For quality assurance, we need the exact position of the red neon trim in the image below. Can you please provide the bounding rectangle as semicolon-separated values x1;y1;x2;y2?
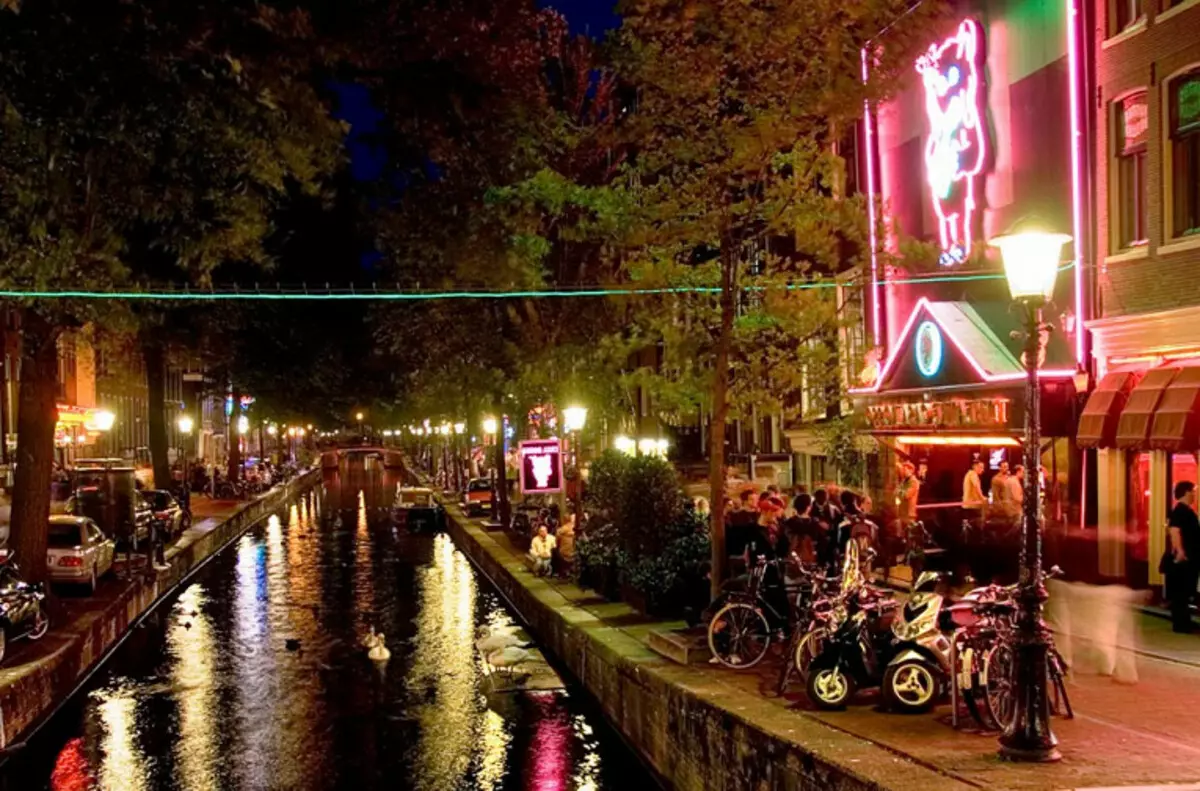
862;47;882;348
1066;0;1086;365
851;297;1077;393
916;20;988;265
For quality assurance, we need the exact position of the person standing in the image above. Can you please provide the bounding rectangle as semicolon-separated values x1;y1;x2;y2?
1166;481;1200;633
990;460;1013;523
962;459;987;527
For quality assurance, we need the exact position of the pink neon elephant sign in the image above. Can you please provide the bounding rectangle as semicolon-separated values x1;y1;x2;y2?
916;19;987;267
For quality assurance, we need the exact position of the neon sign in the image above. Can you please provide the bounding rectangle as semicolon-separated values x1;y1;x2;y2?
518;439;563;494
916;20;987;267
915;321;943;377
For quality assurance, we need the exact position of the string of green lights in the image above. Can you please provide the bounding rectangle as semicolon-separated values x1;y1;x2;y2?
0;263;1073;300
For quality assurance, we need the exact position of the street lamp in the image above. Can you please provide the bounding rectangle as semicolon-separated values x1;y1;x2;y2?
563;407;588;531
482;417;498;436
990;219;1071;763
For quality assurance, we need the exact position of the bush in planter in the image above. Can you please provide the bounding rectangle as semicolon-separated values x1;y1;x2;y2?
583;449;629;526
574;522;624;599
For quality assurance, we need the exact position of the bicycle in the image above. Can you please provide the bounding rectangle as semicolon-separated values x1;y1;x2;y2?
707;555;795;669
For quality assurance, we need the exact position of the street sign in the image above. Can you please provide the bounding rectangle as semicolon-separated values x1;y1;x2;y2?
518;439;563;494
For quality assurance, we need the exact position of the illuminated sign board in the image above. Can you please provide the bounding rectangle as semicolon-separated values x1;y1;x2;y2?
916;19;987;267
865;397;1011;431
518;439;563;494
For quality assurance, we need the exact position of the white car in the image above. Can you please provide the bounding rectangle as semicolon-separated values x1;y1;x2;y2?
46;516;114;593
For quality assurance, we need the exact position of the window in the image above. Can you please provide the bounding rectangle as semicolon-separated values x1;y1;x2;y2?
1113;0;1143;32
1169;70;1200;238
1116;93;1149;248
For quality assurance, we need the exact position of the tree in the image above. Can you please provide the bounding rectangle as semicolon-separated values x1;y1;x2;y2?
0;0;342;581
615;0;944;597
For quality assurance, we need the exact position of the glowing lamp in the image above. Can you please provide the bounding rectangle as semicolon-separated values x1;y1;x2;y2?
563;406;588;433
287;427;297;437
453;422;466;435
383;429;393;437
990;220;1071;304
355;412;364;422
482;417;498;436
267;424;278;436
237;415;249;435
613;435;635;455
177;415;194;435
93;410;116;432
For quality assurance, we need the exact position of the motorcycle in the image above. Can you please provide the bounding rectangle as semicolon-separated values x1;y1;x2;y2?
0;552;49;664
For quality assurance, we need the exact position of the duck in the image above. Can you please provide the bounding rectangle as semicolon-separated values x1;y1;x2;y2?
367;632;391;662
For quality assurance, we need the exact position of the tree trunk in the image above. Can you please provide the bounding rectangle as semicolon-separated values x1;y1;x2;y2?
494;394;510;528
141;331;171;490
708;251;737;601
228;382;241;482
11;311;62;586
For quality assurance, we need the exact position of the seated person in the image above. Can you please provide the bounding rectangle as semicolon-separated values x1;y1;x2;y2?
528;525;556;577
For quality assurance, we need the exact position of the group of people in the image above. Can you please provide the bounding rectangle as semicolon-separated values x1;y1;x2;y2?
961;457;1027;528
722;483;878;573
527;503;578;578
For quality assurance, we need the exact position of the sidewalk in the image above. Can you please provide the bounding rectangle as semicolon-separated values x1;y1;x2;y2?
0;475;317;752
445;503;1200;791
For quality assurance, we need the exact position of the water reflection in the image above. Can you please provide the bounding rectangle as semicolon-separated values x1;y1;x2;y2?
14;458;652;791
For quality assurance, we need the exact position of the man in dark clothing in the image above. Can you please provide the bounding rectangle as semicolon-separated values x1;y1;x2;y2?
1167;481;1200;633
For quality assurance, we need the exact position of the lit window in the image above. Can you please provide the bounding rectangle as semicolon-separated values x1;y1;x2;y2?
1169;70;1200;239
1113;0;1143;33
1116;93;1149;248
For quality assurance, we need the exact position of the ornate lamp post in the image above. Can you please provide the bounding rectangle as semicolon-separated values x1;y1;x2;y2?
990;220;1071;763
177;414;194;508
563;406;588;530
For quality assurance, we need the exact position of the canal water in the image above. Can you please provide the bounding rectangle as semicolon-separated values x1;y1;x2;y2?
2;458;654;790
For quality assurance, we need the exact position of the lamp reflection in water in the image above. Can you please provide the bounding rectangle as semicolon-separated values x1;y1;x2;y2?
96;693;147;791
409;534;479;790
233;530;276;789
169;584;219;791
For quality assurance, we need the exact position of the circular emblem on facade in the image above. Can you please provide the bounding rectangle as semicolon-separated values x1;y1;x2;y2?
915;321;943;378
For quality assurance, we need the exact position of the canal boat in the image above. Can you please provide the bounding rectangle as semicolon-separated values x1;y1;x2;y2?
391;485;445;531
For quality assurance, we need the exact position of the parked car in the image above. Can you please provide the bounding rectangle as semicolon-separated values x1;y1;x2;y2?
462;478;493;517
0;550;48;663
140;490;190;540
46;515;115;592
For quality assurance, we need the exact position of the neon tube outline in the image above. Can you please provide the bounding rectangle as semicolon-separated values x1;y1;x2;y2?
850;297;1076;393
1066;0;1086;365
915;19;988;265
861;46;882;349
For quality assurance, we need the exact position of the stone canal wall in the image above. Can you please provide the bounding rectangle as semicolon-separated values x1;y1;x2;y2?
444;508;974;791
0;470;321;751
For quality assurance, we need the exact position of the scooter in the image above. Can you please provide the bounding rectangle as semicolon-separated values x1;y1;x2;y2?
881;570;953;713
0;551;49;664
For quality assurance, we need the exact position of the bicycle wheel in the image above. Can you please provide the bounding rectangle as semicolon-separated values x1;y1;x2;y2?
1049;649;1074;719
707;602;772;669
982;641;1016;732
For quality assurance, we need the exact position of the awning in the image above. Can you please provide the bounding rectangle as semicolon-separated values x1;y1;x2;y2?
1150;367;1200;451
1116;367;1180;449
1077;371;1138;449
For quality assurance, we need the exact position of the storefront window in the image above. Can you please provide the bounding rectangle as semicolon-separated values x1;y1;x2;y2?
1127;452;1152;586
1169;70;1200;238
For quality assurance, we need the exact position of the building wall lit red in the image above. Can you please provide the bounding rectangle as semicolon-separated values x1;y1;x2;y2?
857;0;1090;541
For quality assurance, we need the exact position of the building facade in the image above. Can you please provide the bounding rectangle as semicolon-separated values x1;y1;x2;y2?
1079;0;1200;588
853;0;1091;542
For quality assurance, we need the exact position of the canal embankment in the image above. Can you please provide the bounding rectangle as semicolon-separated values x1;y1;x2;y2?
0;469;321;752
441;503;974;791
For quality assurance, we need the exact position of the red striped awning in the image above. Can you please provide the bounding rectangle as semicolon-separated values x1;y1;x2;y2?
1149;367;1200;452
1077;371;1138;449
1116;368;1180;450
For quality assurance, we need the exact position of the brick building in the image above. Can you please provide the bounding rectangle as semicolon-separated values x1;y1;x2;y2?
1078;0;1200;588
